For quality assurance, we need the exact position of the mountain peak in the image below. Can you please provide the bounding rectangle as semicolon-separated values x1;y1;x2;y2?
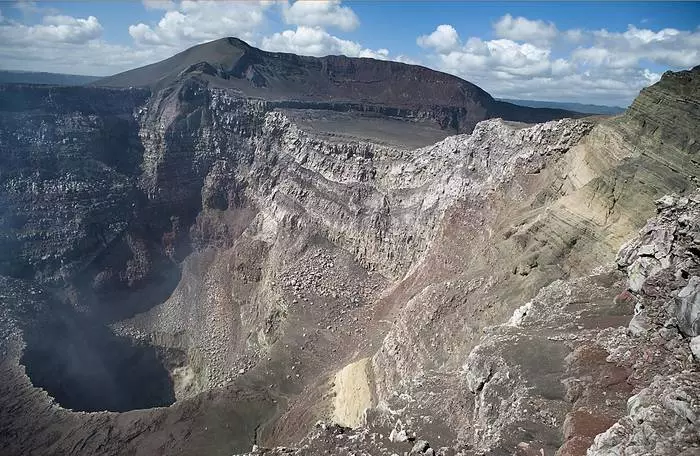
95;37;580;133
223;36;252;49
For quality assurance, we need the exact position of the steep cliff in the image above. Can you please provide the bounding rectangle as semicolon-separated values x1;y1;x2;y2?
0;46;698;456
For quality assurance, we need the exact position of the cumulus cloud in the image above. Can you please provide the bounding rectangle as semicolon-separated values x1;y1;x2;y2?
417;17;699;106
576;25;700;69
0;35;171;76
0;3;168;75
129;1;272;47
282;0;359;32
1;0;390;75
493;14;558;45
262;25;388;58
0;14;103;45
417;24;460;53
419;30;556;79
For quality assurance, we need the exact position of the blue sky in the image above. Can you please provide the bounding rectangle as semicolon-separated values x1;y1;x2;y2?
1;1;698;106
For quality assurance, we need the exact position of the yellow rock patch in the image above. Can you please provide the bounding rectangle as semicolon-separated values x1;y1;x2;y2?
332;357;376;428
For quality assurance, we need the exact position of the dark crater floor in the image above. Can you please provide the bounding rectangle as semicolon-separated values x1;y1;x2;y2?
20;306;175;412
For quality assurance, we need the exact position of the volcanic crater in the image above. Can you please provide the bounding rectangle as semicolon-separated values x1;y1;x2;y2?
0;39;699;456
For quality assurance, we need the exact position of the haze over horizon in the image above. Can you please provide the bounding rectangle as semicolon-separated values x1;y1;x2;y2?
0;0;698;106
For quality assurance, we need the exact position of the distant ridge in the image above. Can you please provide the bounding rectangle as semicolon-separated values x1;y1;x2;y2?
498;98;625;115
95;37;583;132
0;70;99;86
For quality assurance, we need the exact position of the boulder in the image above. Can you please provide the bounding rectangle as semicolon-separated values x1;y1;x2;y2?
676;276;700;337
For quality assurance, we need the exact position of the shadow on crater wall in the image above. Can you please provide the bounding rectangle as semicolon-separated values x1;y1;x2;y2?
20;304;175;412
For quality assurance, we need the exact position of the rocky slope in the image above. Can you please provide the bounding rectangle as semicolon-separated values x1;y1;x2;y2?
242;192;700;456
0;43;698;456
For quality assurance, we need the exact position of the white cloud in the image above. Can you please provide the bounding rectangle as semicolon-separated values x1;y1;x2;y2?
493;14;558;45
142;0;177;11
129;1;272;47
563;29;584;43
0;9;162;76
13;0;60;16
394;54;421;65
619;25;681;44
0;37;171;76
642;68;661;83
416;18;699;106
578;25;700;69
419;28;555;79
261;25;388;59
417;24;460;54
0;1;388;75
282;0;359;32
572;47;636;69
360;47;389;59
551;58;574;76
0;14;102;45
